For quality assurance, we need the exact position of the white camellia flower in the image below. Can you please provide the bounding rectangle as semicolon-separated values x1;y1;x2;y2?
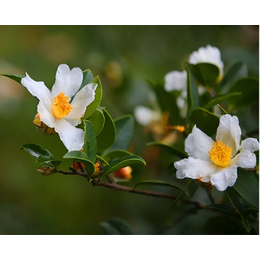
134;106;162;127
174;114;259;191
21;64;97;151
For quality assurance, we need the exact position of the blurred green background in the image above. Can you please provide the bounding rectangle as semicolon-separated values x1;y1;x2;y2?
0;25;259;235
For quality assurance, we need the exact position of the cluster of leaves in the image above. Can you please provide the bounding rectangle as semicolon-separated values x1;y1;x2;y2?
1;70;146;182
144;61;259;233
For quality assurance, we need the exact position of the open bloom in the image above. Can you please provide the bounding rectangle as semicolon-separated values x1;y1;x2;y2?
174;114;259;191
164;45;224;107
21;64;97;151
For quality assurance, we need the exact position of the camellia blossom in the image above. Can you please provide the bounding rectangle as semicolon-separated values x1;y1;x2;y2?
164;45;224;105
174;114;259;191
21;64;97;151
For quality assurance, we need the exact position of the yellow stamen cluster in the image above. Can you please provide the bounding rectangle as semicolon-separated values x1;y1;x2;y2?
52;92;72;119
209;140;232;167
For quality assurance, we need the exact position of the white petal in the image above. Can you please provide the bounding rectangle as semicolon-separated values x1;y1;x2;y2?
51;64;83;99
216;114;241;156
210;165;238;191
232;151;257;169
134;106;161;126
240;138;259;152
185;125;214;160
174;157;217;180
54;119;84;151
189;45;224;75
21;73;53;110
64;83;97;126
164;70;187;92
37;100;56;128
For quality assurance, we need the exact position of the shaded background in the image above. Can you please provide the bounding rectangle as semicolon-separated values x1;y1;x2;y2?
0;25;259;234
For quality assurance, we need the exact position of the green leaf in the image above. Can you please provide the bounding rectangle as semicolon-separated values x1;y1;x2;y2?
228;77;259;108
233;169;259;208
103;149;132;162
220;61;248;94
187;63;220;87
146;142;187;159
83;120;97;163
87;109;105;136
35;156;61;168
96;108;116;151
63;150;95;176
0;73;24;84
96;155;109;166
203;92;242;110
21;143;53;159
106;115;134;152
101;155;146;176
100;218;132;235
81;69;94;88
205;204;237;215
226;187;252;232
134;180;190;197
190;107;219;136
83;76;103;119
186;64;199;116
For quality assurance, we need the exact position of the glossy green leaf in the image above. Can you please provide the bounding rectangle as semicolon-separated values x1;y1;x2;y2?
0;73;24;84
96;108;116;151
63;150;95;176
81;69;94;88
220;61;248;94
186;64;199;116
106;115;134;152
233;169;259;208
103;149;132;162
134;180;190;197
21;143;53;159
100;218;132;235
187;63;220;87
35;156;61;168
203;92;242;110
146;142;187;159
101;155;146;176
96;155;109;166
87;109;105;136
228;77;259;108
190;107;219;136
83;120;97;163
83;76;103;119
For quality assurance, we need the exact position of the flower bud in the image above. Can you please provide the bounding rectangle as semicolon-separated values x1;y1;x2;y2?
33;114;56;135
112;166;133;181
37;166;56;176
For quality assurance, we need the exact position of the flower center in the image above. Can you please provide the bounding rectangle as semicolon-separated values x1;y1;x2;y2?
52;92;73;119
208;140;232;167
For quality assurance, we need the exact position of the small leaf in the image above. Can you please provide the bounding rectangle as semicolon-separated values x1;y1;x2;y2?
106;115;134;152
100;218;132;235
96;108;116;151
103;150;132;162
233;169;259;208
83;76;103;119
187;63;220;87
21;143;53;159
190;107;219;136
63;150;95;176
81;69;94;88
35;155;61;168
134;180;190;197
146;142;187;158
83;120;97;163
0;73;24;84
101;155;146;176
87;109;105;136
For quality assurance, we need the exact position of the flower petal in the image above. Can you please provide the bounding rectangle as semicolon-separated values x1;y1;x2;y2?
210;165;238;191
216;114;241;157
21;73;53;110
185;125;214;160
51;64;83;99
232;151;257;169
54;119;84;151
64;83;97;126
37;100;56;128
174;157;216;180
164;70;187;92
134;106;161;126
240;138;259;152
